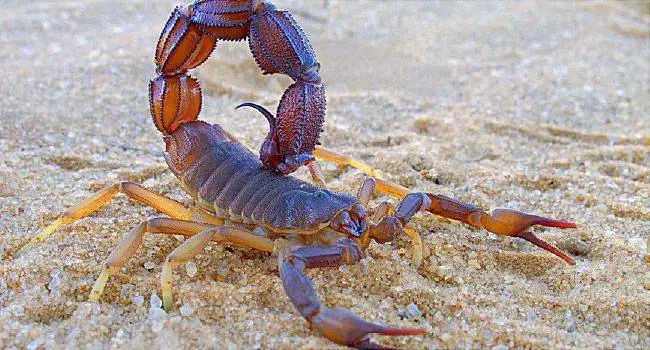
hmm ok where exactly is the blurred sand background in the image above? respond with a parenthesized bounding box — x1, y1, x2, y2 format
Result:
(1, 1, 649, 349)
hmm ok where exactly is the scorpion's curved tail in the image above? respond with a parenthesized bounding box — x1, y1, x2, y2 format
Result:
(148, 1, 326, 174)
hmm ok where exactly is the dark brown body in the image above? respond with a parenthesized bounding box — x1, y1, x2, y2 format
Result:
(164, 121, 356, 232)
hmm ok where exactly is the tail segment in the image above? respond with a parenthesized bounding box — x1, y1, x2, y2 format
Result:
(150, 1, 326, 174)
(149, 5, 219, 136)
(149, 74, 202, 135)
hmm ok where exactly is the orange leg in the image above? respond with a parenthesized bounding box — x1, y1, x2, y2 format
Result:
(85, 216, 274, 306)
(89, 218, 211, 302)
(356, 178, 426, 266)
(306, 160, 328, 188)
(313, 146, 383, 180)
(16, 182, 206, 257)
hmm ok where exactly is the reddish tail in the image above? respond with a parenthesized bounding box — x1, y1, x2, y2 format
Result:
(149, 1, 326, 174)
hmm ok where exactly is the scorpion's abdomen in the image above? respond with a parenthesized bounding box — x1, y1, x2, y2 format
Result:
(165, 122, 355, 231)
(228, 171, 278, 215)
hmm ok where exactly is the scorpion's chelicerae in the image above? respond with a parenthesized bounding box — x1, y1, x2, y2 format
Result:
(16, 0, 578, 348)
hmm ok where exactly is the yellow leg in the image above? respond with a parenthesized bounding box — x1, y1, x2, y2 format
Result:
(403, 227, 423, 267)
(313, 146, 411, 198)
(374, 179, 410, 199)
(307, 160, 327, 187)
(161, 230, 215, 310)
(371, 201, 394, 224)
(16, 181, 189, 257)
(314, 147, 577, 265)
(160, 226, 275, 311)
(356, 177, 375, 207)
(89, 218, 212, 302)
(366, 193, 429, 267)
(313, 146, 383, 179)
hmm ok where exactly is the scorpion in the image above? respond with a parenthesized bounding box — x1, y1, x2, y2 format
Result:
(16, 0, 578, 348)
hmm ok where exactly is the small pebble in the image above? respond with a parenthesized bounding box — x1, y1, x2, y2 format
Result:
(149, 307, 167, 321)
(405, 303, 422, 319)
(150, 292, 162, 309)
(48, 275, 61, 290)
(563, 237, 590, 257)
(437, 265, 452, 279)
(144, 261, 156, 270)
(151, 321, 164, 333)
(26, 339, 42, 350)
(628, 237, 647, 254)
(133, 295, 144, 306)
(565, 310, 576, 333)
(179, 304, 195, 317)
(527, 310, 537, 324)
(186, 261, 198, 278)
(120, 284, 133, 299)
(114, 328, 125, 339)
(216, 263, 229, 281)
(10, 304, 25, 316)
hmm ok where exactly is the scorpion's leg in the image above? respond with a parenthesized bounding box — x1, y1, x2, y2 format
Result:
(372, 178, 577, 264)
(89, 218, 210, 302)
(306, 160, 327, 188)
(313, 146, 383, 180)
(372, 178, 576, 264)
(160, 226, 274, 311)
(370, 201, 393, 223)
(356, 176, 376, 207)
(15, 182, 195, 257)
(362, 185, 431, 267)
(310, 146, 412, 198)
(89, 218, 274, 303)
(278, 240, 425, 349)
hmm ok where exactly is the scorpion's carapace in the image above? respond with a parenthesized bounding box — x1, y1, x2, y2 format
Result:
(149, 0, 326, 173)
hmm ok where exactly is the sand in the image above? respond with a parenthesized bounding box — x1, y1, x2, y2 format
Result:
(1, 1, 649, 349)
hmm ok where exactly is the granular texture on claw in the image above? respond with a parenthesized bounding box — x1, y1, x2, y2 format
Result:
(276, 82, 326, 156)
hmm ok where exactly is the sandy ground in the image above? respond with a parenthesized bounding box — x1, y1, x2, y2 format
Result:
(1, 1, 649, 349)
